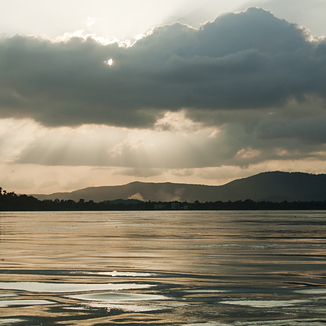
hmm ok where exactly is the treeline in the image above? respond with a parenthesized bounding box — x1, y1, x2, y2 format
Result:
(1, 188, 326, 210)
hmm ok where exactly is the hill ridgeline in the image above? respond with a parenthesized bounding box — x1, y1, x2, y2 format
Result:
(33, 171, 326, 203)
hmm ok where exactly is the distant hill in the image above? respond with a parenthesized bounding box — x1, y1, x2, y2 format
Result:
(33, 171, 326, 203)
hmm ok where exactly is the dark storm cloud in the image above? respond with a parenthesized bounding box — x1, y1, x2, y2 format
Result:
(0, 7, 325, 130)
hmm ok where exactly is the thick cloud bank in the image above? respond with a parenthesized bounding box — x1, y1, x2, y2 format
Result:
(0, 7, 325, 130)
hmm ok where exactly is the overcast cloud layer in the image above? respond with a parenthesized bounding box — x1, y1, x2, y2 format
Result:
(1, 7, 326, 193)
(0, 8, 325, 128)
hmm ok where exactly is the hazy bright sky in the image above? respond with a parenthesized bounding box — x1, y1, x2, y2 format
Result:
(1, 0, 326, 194)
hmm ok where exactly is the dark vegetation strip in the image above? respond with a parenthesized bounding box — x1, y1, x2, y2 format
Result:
(1, 188, 326, 211)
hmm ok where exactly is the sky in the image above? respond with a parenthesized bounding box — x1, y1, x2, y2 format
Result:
(1, 0, 326, 195)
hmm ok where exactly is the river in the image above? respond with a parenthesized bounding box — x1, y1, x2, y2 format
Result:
(1, 210, 326, 325)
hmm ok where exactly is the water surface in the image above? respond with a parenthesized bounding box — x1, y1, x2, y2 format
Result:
(1, 211, 326, 325)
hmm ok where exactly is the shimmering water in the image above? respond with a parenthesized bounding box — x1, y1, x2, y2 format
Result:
(1, 210, 326, 325)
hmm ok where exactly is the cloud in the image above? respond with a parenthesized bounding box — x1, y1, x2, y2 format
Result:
(2, 7, 326, 179)
(244, 0, 326, 37)
(13, 121, 221, 168)
(0, 7, 325, 130)
(115, 167, 163, 178)
(13, 116, 325, 171)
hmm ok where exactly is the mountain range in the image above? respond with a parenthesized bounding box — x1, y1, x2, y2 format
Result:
(32, 171, 326, 203)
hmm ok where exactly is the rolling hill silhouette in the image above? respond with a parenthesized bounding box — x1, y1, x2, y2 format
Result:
(33, 171, 326, 203)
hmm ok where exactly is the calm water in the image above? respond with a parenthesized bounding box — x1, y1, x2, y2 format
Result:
(1, 210, 326, 325)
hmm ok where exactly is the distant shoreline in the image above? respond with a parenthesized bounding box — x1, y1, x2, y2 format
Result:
(1, 190, 326, 211)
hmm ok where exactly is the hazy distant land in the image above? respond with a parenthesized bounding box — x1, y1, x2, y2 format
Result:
(33, 171, 326, 203)
(2, 171, 326, 211)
